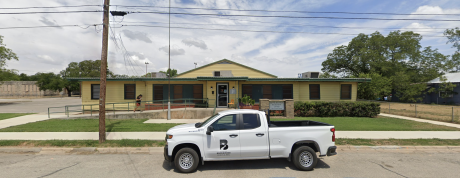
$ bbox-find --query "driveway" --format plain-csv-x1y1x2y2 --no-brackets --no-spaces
0,97,81,114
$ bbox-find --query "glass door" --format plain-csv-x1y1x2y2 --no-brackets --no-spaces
217,84,228,107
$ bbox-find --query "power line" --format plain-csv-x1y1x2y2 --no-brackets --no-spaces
117,24,446,37
112,5,460,16
0,10,102,15
118,21,450,32
0,5,101,10
128,11,460,22
0,24,102,30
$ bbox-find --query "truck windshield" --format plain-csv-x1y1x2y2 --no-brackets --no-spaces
196,114,219,128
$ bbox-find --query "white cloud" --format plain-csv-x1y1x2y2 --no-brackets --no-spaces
122,30,152,43
158,46,185,56
182,38,208,50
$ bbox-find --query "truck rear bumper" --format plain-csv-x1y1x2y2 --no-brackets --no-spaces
327,146,337,156
164,145,172,162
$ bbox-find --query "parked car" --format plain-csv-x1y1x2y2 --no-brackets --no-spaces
164,109,337,173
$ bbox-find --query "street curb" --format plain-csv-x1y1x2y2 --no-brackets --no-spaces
0,146,458,154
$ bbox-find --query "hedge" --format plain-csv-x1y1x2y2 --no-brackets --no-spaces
294,101,380,117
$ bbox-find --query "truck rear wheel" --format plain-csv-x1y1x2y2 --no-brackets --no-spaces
293,146,317,171
174,147,199,173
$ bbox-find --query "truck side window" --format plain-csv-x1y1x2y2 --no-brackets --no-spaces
211,114,237,131
242,114,261,129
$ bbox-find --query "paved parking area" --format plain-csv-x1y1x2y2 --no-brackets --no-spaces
0,97,81,114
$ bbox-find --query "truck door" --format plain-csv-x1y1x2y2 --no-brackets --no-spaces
238,113,269,158
203,114,241,159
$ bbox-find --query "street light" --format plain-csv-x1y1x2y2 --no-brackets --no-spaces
145,62,149,77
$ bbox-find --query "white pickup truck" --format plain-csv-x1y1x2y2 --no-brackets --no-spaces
164,109,337,173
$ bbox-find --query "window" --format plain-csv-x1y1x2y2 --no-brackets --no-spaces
153,85,163,101
214,71,220,77
262,85,272,99
242,85,253,98
439,91,453,98
282,85,293,99
242,114,260,129
309,84,320,100
91,84,100,99
173,85,183,103
212,114,237,131
124,84,136,99
341,84,352,99
193,85,203,103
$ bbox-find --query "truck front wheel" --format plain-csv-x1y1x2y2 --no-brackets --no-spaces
174,147,199,173
293,146,317,171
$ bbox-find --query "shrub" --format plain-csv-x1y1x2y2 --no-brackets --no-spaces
294,101,380,117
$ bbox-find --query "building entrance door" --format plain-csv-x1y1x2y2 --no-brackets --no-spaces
217,84,228,107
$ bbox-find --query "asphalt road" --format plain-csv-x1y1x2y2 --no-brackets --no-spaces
0,97,81,113
1,149,459,178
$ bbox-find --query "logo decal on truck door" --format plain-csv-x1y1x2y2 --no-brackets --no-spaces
220,139,228,150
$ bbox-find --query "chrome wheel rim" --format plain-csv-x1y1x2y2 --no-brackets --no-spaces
179,153,194,169
299,151,313,167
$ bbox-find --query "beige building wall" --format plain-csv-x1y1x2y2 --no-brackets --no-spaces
0,81,63,98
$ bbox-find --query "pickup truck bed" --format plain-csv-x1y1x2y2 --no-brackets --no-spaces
269,120,331,127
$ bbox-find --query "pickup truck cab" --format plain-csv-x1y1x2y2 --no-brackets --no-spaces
164,109,337,173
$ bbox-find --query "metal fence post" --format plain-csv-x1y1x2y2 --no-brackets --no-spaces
90,105,92,116
83,105,85,115
113,103,115,115
128,102,130,112
48,108,50,118
389,103,390,114
66,106,69,118
415,104,417,118
453,107,455,123
163,101,165,111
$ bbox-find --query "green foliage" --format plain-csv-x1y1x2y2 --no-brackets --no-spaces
437,76,458,98
34,72,64,91
0,35,18,69
321,30,451,102
59,60,115,93
0,69,20,81
444,27,460,51
160,68,178,77
319,72,338,78
354,73,392,100
294,101,380,117
239,95,255,106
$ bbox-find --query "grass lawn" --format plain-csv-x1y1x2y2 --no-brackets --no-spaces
271,116,460,131
0,113,34,121
0,139,165,147
0,119,183,132
336,138,460,146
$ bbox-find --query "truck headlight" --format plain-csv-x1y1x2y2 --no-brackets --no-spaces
166,134,173,139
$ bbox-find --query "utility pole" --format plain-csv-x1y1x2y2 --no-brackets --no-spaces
194,62,197,68
98,0,110,143
167,0,171,120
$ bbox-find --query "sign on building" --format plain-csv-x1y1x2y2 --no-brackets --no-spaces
269,101,285,110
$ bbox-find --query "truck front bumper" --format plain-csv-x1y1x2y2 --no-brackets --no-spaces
164,145,172,162
327,146,337,156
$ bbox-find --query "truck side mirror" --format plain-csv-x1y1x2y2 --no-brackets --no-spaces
206,126,214,135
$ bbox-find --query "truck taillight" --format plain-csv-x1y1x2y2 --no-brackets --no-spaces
330,128,335,142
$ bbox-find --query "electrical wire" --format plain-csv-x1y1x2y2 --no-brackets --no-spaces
128,11,460,22
112,5,460,16
0,24,102,30
0,10,102,15
0,5,102,10
116,24,446,37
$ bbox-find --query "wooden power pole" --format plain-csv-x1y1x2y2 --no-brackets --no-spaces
99,0,110,143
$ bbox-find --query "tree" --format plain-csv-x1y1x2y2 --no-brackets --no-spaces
437,76,458,98
321,30,450,102
60,60,115,96
0,35,18,69
34,72,64,92
160,68,178,77
319,72,338,78
0,69,20,81
354,73,392,100
444,27,460,51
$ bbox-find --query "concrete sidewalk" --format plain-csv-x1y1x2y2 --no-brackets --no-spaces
0,114,50,130
379,113,460,129
1,131,460,140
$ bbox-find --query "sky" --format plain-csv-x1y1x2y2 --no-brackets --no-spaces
1,0,459,78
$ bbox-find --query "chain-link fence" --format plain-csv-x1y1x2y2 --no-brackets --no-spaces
374,101,460,124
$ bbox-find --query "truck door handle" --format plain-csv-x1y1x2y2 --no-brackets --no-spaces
229,134,238,138
256,133,264,137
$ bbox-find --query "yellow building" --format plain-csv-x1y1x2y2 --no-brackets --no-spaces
70,59,370,110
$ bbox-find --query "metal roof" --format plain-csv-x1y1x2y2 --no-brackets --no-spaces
67,77,371,82
427,72,460,84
